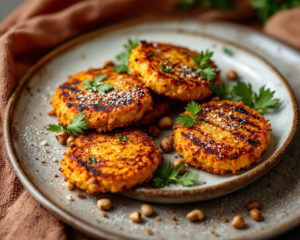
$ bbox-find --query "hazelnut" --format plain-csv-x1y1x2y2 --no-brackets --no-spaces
67,135,76,146
66,182,74,190
231,215,245,229
226,70,238,80
156,216,161,221
97,198,112,211
141,204,154,217
158,116,173,129
172,159,186,174
145,229,152,235
250,208,263,221
129,211,142,223
55,131,68,145
247,200,261,210
147,125,160,137
160,138,173,153
186,209,205,222
102,59,114,68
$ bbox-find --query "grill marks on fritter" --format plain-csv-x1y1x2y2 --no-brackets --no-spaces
58,71,146,113
69,131,158,178
181,103,267,160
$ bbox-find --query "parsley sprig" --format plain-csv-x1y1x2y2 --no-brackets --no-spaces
161,64,175,74
47,113,88,136
191,50,216,81
210,80,280,114
176,101,201,128
83,74,114,94
151,162,198,188
210,83,234,100
115,38,139,73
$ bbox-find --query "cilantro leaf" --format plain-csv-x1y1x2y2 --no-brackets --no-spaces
97,83,114,94
199,66,216,81
151,162,197,188
185,101,201,116
83,74,111,94
47,123,68,133
67,113,88,136
191,50,216,81
176,101,201,128
149,52,159,56
178,172,198,187
210,83,233,100
161,64,175,74
254,85,280,113
223,47,234,56
88,156,96,164
115,38,139,73
234,80,254,108
119,136,128,142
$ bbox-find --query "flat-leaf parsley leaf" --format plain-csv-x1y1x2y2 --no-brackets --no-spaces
47,113,88,136
115,38,139,73
161,64,175,74
191,50,216,81
88,156,96,164
210,82,234,100
176,101,201,128
151,162,198,188
119,136,128,142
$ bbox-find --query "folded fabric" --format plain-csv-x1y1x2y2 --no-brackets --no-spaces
0,1,299,239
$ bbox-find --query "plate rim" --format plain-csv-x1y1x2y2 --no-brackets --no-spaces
4,18,300,240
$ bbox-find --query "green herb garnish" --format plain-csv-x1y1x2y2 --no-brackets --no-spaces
223,47,234,56
210,80,280,114
176,101,201,128
191,50,216,81
88,156,96,164
250,0,300,23
151,162,198,188
83,74,114,94
119,136,128,142
97,83,114,94
119,157,125,161
176,0,234,11
47,113,88,136
115,38,139,73
149,52,159,56
161,64,175,74
209,83,234,100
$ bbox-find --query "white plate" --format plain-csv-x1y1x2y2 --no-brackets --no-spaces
5,20,300,239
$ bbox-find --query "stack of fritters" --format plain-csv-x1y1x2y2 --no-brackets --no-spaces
51,40,271,193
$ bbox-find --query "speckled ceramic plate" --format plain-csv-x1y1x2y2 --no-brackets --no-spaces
4,20,300,239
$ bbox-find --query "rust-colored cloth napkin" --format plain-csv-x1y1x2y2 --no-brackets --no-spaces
0,1,299,239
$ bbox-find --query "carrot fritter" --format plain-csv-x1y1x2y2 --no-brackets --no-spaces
60,129,162,193
51,66,152,132
172,100,271,174
128,41,221,101
136,93,171,126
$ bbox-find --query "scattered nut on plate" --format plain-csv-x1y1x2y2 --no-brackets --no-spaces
172,159,186,174
226,69,238,80
141,204,154,217
55,131,68,145
129,211,142,223
97,198,112,211
247,200,261,210
186,209,205,222
67,135,76,146
147,125,160,137
160,138,173,153
250,208,263,221
66,182,74,190
231,215,245,229
158,116,173,129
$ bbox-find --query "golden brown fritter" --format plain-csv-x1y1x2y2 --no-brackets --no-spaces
172,100,271,174
136,93,172,126
51,66,152,132
60,129,162,193
128,41,221,101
